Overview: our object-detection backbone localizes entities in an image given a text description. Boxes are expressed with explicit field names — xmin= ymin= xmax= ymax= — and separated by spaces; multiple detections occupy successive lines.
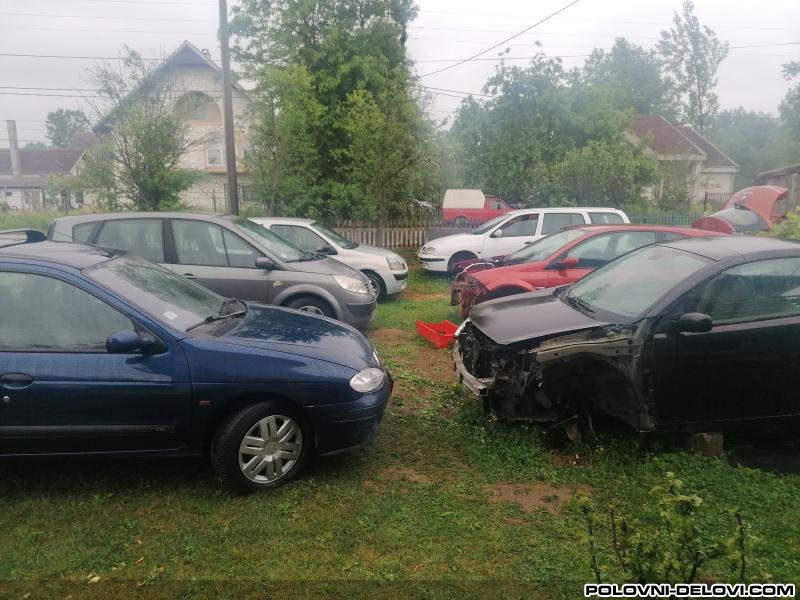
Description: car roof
xmin=657 ymin=235 xmax=800 ymax=261
xmin=0 ymin=240 xmax=116 ymax=270
xmin=508 ymin=207 xmax=626 ymax=216
xmin=52 ymin=211 xmax=230 ymax=226
xmin=565 ymin=224 xmax=725 ymax=237
xmin=250 ymin=217 xmax=315 ymax=226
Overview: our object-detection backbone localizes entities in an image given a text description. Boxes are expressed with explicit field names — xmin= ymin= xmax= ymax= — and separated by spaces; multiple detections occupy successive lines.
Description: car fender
xmin=271 ymin=284 xmax=345 ymax=320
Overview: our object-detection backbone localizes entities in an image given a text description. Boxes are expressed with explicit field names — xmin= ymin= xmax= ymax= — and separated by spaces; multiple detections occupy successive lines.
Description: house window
xmin=207 ymin=142 xmax=224 ymax=166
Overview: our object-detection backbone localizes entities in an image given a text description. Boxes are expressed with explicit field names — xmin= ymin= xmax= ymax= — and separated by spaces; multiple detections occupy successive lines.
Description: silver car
xmin=48 ymin=212 xmax=377 ymax=330
xmin=250 ymin=217 xmax=408 ymax=300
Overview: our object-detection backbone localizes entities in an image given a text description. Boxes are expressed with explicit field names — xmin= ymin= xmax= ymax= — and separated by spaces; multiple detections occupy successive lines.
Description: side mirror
xmin=106 ymin=330 xmax=159 ymax=354
xmin=674 ymin=312 xmax=712 ymax=333
xmin=319 ymin=244 xmax=337 ymax=255
xmin=255 ymin=257 xmax=278 ymax=270
xmin=491 ymin=229 xmax=504 ymax=238
xmin=555 ymin=256 xmax=579 ymax=269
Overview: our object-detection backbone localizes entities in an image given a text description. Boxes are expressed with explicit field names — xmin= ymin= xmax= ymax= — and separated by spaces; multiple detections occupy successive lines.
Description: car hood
xmin=203 ymin=303 xmax=376 ymax=370
xmin=288 ymin=255 xmax=365 ymax=278
xmin=472 ymin=260 xmax=548 ymax=286
xmin=469 ymin=289 xmax=608 ymax=346
xmin=422 ymin=232 xmax=479 ymax=251
xmin=350 ymin=244 xmax=405 ymax=264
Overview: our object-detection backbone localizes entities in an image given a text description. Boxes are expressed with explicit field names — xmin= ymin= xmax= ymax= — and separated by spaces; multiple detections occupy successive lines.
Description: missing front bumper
xmin=452 ymin=341 xmax=496 ymax=396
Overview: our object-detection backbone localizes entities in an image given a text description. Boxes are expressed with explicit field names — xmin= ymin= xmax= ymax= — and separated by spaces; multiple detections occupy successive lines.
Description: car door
xmin=481 ymin=213 xmax=540 ymax=257
xmin=652 ymin=257 xmax=800 ymax=427
xmin=92 ymin=218 xmax=168 ymax=265
xmin=0 ymin=269 xmax=191 ymax=454
xmin=169 ymin=219 xmax=271 ymax=302
xmin=540 ymin=212 xmax=586 ymax=238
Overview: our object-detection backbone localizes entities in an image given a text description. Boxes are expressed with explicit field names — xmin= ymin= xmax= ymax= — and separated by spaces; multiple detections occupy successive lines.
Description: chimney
xmin=201 ymin=48 xmax=211 ymax=57
xmin=6 ymin=120 xmax=21 ymax=177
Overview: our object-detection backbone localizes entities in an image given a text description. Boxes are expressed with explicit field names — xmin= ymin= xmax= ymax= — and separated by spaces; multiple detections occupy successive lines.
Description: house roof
xmin=0 ymin=148 xmax=84 ymax=177
xmin=757 ymin=163 xmax=800 ymax=179
xmin=629 ymin=115 xmax=703 ymax=156
xmin=677 ymin=124 xmax=738 ymax=169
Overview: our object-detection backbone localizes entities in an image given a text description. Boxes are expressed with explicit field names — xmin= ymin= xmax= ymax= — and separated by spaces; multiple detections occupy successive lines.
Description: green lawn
xmin=0 ymin=261 xmax=798 ymax=598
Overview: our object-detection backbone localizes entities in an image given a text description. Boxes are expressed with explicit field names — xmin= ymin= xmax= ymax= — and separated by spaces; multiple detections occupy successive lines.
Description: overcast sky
xmin=1 ymin=0 xmax=798 ymax=148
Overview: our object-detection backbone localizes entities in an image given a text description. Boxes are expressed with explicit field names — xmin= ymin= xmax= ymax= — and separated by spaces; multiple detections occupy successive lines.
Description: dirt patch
xmin=485 ymin=482 xmax=592 ymax=516
xmin=403 ymin=291 xmax=452 ymax=303
xmin=371 ymin=328 xmax=456 ymax=386
xmin=378 ymin=466 xmax=435 ymax=484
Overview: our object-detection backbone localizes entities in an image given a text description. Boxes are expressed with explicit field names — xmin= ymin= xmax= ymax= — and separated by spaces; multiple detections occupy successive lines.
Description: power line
xmin=418 ymin=0 xmax=584 ymax=78
xmin=0 ymin=24 xmax=216 ymax=35
xmin=0 ymin=12 xmax=216 ymax=23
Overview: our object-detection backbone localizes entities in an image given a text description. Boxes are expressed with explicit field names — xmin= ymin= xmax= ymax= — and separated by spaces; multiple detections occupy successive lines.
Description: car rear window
xmin=589 ymin=212 xmax=625 ymax=224
xmin=541 ymin=213 xmax=584 ymax=235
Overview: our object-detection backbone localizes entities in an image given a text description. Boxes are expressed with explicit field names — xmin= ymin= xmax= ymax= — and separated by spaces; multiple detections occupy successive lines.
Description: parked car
xmin=452 ymin=225 xmax=726 ymax=317
xmin=0 ymin=238 xmax=391 ymax=492
xmin=454 ymin=236 xmax=800 ymax=441
xmin=48 ymin=213 xmax=377 ymax=330
xmin=441 ymin=189 xmax=513 ymax=226
xmin=693 ymin=185 xmax=789 ymax=234
xmin=418 ymin=207 xmax=630 ymax=274
xmin=250 ymin=217 xmax=408 ymax=300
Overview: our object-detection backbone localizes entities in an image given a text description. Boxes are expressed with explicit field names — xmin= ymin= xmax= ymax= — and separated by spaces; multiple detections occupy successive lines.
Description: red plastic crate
xmin=415 ymin=320 xmax=458 ymax=349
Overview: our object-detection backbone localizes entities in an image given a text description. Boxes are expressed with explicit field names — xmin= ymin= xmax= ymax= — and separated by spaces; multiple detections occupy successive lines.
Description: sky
xmin=1 ymin=0 xmax=798 ymax=148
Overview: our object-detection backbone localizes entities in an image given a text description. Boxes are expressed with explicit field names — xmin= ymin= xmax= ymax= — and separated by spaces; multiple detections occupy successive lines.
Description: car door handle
xmin=524 ymin=241 xmax=534 ymax=245
xmin=183 ymin=273 xmax=198 ymax=279
xmin=1 ymin=373 xmax=34 ymax=389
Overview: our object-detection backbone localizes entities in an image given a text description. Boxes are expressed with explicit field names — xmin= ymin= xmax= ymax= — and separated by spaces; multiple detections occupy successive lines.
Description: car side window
xmin=0 ymin=272 xmax=134 ymax=351
xmin=659 ymin=232 xmax=686 ymax=242
xmin=95 ymin=219 xmax=165 ymax=262
xmin=691 ymin=258 xmax=800 ymax=324
xmin=541 ymin=213 xmax=583 ymax=235
xmin=223 ymin=229 xmax=262 ymax=268
xmin=498 ymin=214 xmax=539 ymax=237
xmin=272 ymin=224 xmax=327 ymax=252
xmin=614 ymin=231 xmax=658 ymax=255
xmin=562 ymin=234 xmax=615 ymax=268
xmin=589 ymin=212 xmax=624 ymax=224
xmin=172 ymin=220 xmax=228 ymax=267
xmin=73 ymin=222 xmax=98 ymax=243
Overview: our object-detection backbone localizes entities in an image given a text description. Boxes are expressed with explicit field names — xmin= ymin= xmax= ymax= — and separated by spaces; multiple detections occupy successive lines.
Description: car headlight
xmin=334 ymin=274 xmax=370 ymax=294
xmin=419 ymin=246 xmax=436 ymax=255
xmin=387 ymin=257 xmax=406 ymax=271
xmin=454 ymin=318 xmax=469 ymax=337
xmin=350 ymin=367 xmax=385 ymax=393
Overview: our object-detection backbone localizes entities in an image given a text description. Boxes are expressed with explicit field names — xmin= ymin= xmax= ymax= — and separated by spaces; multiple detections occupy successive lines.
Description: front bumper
xmin=384 ymin=270 xmax=409 ymax=295
xmin=452 ymin=341 xmax=495 ymax=396
xmin=418 ymin=255 xmax=448 ymax=272
xmin=308 ymin=375 xmax=393 ymax=455
xmin=345 ymin=299 xmax=377 ymax=330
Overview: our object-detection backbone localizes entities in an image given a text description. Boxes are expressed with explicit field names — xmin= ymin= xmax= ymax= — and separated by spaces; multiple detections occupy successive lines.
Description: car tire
xmin=454 ymin=216 xmax=469 ymax=228
xmin=211 ymin=401 xmax=311 ymax=493
xmin=285 ymin=295 xmax=335 ymax=318
xmin=363 ymin=271 xmax=386 ymax=301
xmin=447 ymin=252 xmax=477 ymax=275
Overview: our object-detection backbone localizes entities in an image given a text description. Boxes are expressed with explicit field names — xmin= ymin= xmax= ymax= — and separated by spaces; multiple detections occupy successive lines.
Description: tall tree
xmin=80 ymin=48 xmax=201 ymax=211
xmin=657 ymin=0 xmax=728 ymax=133
xmin=780 ymin=61 xmax=800 ymax=140
xmin=45 ymin=108 xmax=90 ymax=148
xmin=582 ymin=38 xmax=673 ymax=115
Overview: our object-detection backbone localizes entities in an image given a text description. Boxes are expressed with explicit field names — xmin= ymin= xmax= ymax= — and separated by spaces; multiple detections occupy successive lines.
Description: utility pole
xmin=218 ymin=0 xmax=239 ymax=215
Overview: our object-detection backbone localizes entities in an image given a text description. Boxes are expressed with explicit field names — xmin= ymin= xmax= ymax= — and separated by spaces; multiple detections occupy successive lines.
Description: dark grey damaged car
xmin=454 ymin=236 xmax=800 ymax=440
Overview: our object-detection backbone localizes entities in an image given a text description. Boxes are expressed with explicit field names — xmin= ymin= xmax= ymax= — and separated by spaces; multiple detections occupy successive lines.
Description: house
xmin=1 ymin=121 xmax=85 ymax=210
xmin=626 ymin=115 xmax=738 ymax=207
xmin=756 ymin=163 xmax=800 ymax=210
xmin=93 ymin=41 xmax=253 ymax=212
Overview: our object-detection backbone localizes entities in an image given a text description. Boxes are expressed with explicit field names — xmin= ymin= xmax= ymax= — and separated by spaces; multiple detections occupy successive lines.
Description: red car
xmin=453 ymin=225 xmax=726 ymax=317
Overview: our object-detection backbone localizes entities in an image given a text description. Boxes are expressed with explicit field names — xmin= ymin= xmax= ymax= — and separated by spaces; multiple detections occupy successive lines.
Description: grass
xmin=0 ymin=260 xmax=799 ymax=598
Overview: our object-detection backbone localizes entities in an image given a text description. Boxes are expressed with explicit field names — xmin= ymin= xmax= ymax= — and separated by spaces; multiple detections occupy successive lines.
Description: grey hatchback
xmin=48 ymin=213 xmax=377 ymax=330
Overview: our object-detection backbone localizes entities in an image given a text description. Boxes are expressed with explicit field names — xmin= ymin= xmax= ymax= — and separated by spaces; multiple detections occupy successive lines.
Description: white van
xmin=419 ymin=207 xmax=630 ymax=273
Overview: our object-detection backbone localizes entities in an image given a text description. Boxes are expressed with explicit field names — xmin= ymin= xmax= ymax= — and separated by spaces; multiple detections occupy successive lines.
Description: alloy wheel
xmin=238 ymin=415 xmax=303 ymax=483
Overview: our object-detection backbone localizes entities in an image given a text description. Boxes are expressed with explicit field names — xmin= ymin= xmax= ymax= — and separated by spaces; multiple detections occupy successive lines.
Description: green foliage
xmin=579 ymin=472 xmax=753 ymax=584
xmin=656 ymin=1 xmax=729 ymax=134
xmin=768 ymin=209 xmax=800 ymax=240
xmin=780 ymin=61 xmax=800 ymax=140
xmin=45 ymin=108 xmax=90 ymax=148
xmin=80 ymin=47 xmax=199 ymax=211
xmin=23 ymin=142 xmax=49 ymax=150
xmin=231 ymin=0 xmax=435 ymax=220
xmin=449 ymin=55 xmax=657 ymax=208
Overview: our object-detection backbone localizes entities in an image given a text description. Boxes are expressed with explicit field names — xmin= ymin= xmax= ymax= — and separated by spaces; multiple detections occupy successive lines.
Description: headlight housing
xmin=334 ymin=274 xmax=370 ymax=294
xmin=387 ymin=257 xmax=406 ymax=271
xmin=350 ymin=367 xmax=385 ymax=393
xmin=419 ymin=246 xmax=436 ymax=255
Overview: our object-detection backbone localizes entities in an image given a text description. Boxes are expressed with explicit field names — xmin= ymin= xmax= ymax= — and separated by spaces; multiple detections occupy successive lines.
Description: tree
xmin=80 ymin=47 xmax=201 ymax=211
xmin=45 ymin=108 xmax=90 ymax=148
xmin=780 ymin=61 xmax=800 ymax=140
xmin=657 ymin=1 xmax=728 ymax=134
xmin=24 ymin=142 xmax=49 ymax=149
xmin=582 ymin=38 xmax=674 ymax=115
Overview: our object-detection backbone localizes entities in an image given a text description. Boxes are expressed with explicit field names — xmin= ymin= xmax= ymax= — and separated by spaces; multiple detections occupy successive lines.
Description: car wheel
xmin=363 ymin=271 xmax=386 ymax=301
xmin=211 ymin=401 xmax=310 ymax=493
xmin=285 ymin=295 xmax=334 ymax=317
xmin=447 ymin=252 xmax=476 ymax=275
xmin=454 ymin=216 xmax=469 ymax=227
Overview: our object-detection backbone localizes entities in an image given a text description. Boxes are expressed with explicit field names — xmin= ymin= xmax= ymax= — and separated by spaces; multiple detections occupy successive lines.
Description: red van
xmin=441 ymin=189 xmax=513 ymax=226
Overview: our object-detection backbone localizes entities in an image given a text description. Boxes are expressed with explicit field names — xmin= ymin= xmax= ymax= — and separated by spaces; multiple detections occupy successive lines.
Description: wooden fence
xmin=334 ymin=222 xmax=428 ymax=248
xmin=629 ymin=212 xmax=704 ymax=227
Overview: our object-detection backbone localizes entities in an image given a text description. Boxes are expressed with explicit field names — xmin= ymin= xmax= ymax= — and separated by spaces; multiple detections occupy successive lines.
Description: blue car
xmin=0 ymin=234 xmax=392 ymax=492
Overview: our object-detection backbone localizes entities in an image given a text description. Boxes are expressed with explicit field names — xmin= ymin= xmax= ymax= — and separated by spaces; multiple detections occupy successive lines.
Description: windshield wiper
xmin=186 ymin=298 xmax=247 ymax=331
xmin=562 ymin=292 xmax=595 ymax=315
xmin=299 ymin=251 xmax=322 ymax=261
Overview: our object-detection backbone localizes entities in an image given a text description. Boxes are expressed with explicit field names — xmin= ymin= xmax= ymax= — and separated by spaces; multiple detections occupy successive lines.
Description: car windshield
xmin=565 ymin=245 xmax=711 ymax=322
xmin=85 ymin=254 xmax=224 ymax=332
xmin=506 ymin=228 xmax=589 ymax=265
xmin=710 ymin=206 xmax=768 ymax=231
xmin=311 ymin=221 xmax=358 ymax=249
xmin=233 ymin=218 xmax=306 ymax=262
xmin=472 ymin=215 xmax=512 ymax=235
